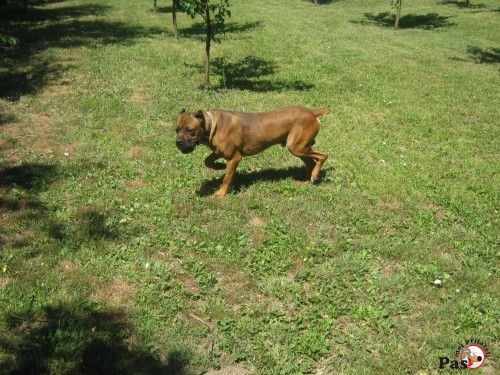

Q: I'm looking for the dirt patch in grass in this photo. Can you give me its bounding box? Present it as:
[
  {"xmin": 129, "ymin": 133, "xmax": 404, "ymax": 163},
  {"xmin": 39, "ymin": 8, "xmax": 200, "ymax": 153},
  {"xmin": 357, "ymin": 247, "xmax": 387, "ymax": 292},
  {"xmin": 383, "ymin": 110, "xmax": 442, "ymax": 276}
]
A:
[
  {"xmin": 123, "ymin": 177, "xmax": 147, "ymax": 190},
  {"xmin": 247, "ymin": 213, "xmax": 266, "ymax": 228},
  {"xmin": 248, "ymin": 228, "xmax": 266, "ymax": 248},
  {"xmin": 216, "ymin": 270, "xmax": 253, "ymax": 309},
  {"xmin": 378, "ymin": 196, "xmax": 405, "ymax": 212},
  {"xmin": 126, "ymin": 146, "xmax": 149, "ymax": 160},
  {"xmin": 1, "ymin": 0, "xmax": 498, "ymax": 372},
  {"xmin": 177, "ymin": 272, "xmax": 200, "ymax": 296},
  {"xmin": 0, "ymin": 102, "xmax": 28, "ymax": 161},
  {"xmin": 215, "ymin": 266, "xmax": 289, "ymax": 314},
  {"xmin": 93, "ymin": 277, "xmax": 137, "ymax": 309},
  {"xmin": 60, "ymin": 261, "xmax": 79, "ymax": 274},
  {"xmin": 27, "ymin": 113, "xmax": 56, "ymax": 152},
  {"xmin": 425, "ymin": 203, "xmax": 447, "ymax": 221},
  {"xmin": 0, "ymin": 276, "xmax": 9, "ymax": 290},
  {"xmin": 131, "ymin": 88, "xmax": 151, "ymax": 104},
  {"xmin": 206, "ymin": 365, "xmax": 248, "ymax": 375},
  {"xmin": 0, "ymin": 82, "xmax": 79, "ymax": 161},
  {"xmin": 52, "ymin": 142, "xmax": 84, "ymax": 159}
]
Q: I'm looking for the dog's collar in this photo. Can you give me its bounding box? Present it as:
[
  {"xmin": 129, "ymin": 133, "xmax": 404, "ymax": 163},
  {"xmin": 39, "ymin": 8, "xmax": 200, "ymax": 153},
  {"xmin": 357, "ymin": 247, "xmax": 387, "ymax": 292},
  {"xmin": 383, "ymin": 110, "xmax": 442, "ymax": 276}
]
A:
[{"xmin": 205, "ymin": 111, "xmax": 217, "ymax": 144}]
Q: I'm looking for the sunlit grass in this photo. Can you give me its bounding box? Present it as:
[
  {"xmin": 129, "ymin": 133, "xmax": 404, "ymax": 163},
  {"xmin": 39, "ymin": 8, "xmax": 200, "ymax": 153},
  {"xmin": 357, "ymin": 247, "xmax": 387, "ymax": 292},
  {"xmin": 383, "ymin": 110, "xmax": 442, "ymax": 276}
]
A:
[{"xmin": 0, "ymin": 0, "xmax": 498, "ymax": 373}]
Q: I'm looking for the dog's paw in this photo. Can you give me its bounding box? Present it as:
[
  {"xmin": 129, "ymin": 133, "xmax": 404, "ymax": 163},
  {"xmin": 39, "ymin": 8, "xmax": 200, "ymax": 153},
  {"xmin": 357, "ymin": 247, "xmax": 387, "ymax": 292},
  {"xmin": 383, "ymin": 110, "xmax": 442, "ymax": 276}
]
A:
[
  {"xmin": 310, "ymin": 178, "xmax": 322, "ymax": 185},
  {"xmin": 211, "ymin": 190, "xmax": 226, "ymax": 198}
]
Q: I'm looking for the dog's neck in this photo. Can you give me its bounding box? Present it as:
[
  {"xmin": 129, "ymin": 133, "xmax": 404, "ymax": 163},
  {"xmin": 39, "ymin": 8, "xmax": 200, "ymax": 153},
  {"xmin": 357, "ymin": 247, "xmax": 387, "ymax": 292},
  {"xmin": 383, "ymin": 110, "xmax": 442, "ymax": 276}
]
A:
[{"xmin": 205, "ymin": 111, "xmax": 217, "ymax": 144}]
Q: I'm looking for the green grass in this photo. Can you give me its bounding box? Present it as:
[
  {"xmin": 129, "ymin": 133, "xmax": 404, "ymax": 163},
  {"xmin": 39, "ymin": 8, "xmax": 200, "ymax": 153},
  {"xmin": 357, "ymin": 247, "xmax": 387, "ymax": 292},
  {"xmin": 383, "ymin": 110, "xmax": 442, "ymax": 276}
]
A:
[{"xmin": 1, "ymin": 0, "xmax": 499, "ymax": 373}]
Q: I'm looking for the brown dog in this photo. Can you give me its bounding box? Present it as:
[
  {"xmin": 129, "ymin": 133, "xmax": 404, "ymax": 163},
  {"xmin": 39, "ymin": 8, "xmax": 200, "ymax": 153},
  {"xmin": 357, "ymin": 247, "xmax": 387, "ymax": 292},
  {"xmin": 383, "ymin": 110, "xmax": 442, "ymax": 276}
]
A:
[{"xmin": 175, "ymin": 106, "xmax": 329, "ymax": 197}]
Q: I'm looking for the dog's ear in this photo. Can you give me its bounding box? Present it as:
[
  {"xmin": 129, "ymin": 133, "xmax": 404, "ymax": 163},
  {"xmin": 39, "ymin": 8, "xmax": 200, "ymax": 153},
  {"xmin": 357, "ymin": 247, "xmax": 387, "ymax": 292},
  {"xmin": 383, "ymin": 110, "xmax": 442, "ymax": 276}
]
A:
[
  {"xmin": 180, "ymin": 108, "xmax": 186, "ymax": 114},
  {"xmin": 194, "ymin": 110, "xmax": 205, "ymax": 122}
]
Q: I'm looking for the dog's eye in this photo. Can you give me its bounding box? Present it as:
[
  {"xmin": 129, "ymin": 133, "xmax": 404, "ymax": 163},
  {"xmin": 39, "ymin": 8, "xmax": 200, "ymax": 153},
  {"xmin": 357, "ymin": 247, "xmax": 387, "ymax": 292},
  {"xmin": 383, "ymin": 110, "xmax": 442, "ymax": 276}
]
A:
[
  {"xmin": 175, "ymin": 127, "xmax": 180, "ymax": 133},
  {"xmin": 187, "ymin": 128, "xmax": 195, "ymax": 134}
]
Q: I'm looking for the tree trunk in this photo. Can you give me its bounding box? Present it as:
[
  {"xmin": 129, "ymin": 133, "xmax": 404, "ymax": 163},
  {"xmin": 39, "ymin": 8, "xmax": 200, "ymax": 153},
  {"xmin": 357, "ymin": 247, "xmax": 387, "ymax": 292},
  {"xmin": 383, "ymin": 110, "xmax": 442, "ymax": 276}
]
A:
[
  {"xmin": 395, "ymin": 0, "xmax": 402, "ymax": 30},
  {"xmin": 204, "ymin": 3, "xmax": 211, "ymax": 86},
  {"xmin": 154, "ymin": 0, "xmax": 157, "ymax": 11},
  {"xmin": 465, "ymin": 0, "xmax": 470, "ymax": 7},
  {"xmin": 172, "ymin": 0, "xmax": 178, "ymax": 39}
]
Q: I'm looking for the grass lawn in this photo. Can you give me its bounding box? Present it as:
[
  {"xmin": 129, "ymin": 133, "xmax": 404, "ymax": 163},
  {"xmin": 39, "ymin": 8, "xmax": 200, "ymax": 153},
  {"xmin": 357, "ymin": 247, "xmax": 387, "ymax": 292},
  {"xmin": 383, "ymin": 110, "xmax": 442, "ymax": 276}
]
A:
[{"xmin": 0, "ymin": 0, "xmax": 498, "ymax": 373}]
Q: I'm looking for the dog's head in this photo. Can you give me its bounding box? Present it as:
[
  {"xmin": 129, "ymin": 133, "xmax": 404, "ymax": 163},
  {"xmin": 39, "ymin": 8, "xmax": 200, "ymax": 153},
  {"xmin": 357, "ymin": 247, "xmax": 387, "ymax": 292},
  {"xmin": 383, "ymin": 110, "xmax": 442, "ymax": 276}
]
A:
[{"xmin": 175, "ymin": 109, "xmax": 207, "ymax": 154}]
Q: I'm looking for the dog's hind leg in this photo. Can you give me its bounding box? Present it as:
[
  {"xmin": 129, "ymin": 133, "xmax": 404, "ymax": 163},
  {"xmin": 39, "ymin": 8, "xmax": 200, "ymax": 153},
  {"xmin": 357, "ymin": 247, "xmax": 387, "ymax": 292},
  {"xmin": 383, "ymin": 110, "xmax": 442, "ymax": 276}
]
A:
[
  {"xmin": 300, "ymin": 157, "xmax": 317, "ymax": 180},
  {"xmin": 308, "ymin": 149, "xmax": 328, "ymax": 183},
  {"xmin": 290, "ymin": 147, "xmax": 327, "ymax": 183},
  {"xmin": 287, "ymin": 132, "xmax": 327, "ymax": 182},
  {"xmin": 286, "ymin": 121, "xmax": 327, "ymax": 182}
]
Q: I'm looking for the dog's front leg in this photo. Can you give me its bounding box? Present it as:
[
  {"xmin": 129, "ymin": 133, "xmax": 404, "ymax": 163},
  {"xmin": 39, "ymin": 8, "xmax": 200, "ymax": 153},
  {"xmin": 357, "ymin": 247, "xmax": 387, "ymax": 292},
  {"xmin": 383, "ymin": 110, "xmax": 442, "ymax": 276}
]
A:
[
  {"xmin": 212, "ymin": 153, "xmax": 242, "ymax": 198},
  {"xmin": 204, "ymin": 152, "xmax": 226, "ymax": 170}
]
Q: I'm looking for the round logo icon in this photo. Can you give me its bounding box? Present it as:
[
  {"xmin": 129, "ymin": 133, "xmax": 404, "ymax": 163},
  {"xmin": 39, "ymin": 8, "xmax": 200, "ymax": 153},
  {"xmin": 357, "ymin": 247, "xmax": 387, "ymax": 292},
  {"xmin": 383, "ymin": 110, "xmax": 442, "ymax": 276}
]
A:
[{"xmin": 460, "ymin": 344, "xmax": 486, "ymax": 369}]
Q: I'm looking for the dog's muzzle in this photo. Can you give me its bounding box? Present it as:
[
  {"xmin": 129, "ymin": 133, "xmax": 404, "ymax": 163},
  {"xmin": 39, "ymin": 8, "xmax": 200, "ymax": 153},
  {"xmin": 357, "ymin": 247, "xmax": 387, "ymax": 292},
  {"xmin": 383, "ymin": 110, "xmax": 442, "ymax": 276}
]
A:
[{"xmin": 176, "ymin": 137, "xmax": 198, "ymax": 154}]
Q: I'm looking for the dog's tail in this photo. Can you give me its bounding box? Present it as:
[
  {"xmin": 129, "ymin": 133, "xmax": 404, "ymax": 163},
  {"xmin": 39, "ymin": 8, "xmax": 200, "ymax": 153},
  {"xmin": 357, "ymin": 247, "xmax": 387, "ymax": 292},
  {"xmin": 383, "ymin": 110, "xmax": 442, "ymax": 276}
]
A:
[{"xmin": 312, "ymin": 107, "xmax": 330, "ymax": 117}]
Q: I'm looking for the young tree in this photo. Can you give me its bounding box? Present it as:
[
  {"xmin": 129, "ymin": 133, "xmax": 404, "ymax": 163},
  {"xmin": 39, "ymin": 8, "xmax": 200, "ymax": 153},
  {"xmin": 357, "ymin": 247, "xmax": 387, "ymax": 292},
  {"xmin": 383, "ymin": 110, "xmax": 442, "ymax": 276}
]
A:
[
  {"xmin": 393, "ymin": 0, "xmax": 402, "ymax": 30},
  {"xmin": 180, "ymin": 0, "xmax": 231, "ymax": 85},
  {"xmin": 172, "ymin": 0, "xmax": 179, "ymax": 39},
  {"xmin": 153, "ymin": 0, "xmax": 179, "ymax": 39}
]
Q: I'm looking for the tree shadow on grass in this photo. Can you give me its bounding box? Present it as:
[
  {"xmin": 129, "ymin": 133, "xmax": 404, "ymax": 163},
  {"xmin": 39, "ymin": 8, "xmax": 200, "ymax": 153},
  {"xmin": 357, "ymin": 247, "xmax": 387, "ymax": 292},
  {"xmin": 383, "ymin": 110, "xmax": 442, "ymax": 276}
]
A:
[
  {"xmin": 35, "ymin": 20, "xmax": 161, "ymax": 49},
  {"xmin": 153, "ymin": 5, "xmax": 174, "ymax": 14},
  {"xmin": 467, "ymin": 46, "xmax": 500, "ymax": 64},
  {"xmin": 0, "ymin": 170, "xmax": 187, "ymax": 374},
  {"xmin": 0, "ymin": 162, "xmax": 129, "ymax": 248},
  {"xmin": 0, "ymin": 3, "xmax": 162, "ymax": 101},
  {"xmin": 0, "ymin": 107, "xmax": 17, "ymax": 126},
  {"xmin": 356, "ymin": 12, "xmax": 455, "ymax": 29},
  {"xmin": 1, "ymin": 3, "xmax": 112, "ymax": 21},
  {"xmin": 210, "ymin": 56, "xmax": 314, "ymax": 92},
  {"xmin": 0, "ymin": 163, "xmax": 66, "ymax": 251},
  {"xmin": 439, "ymin": 1, "xmax": 487, "ymax": 9},
  {"xmin": 0, "ymin": 164, "xmax": 56, "ymax": 247},
  {"xmin": 180, "ymin": 20, "xmax": 263, "ymax": 40},
  {"xmin": 0, "ymin": 60, "xmax": 67, "ymax": 101},
  {"xmin": 77, "ymin": 208, "xmax": 120, "ymax": 240},
  {"xmin": 197, "ymin": 165, "xmax": 331, "ymax": 197},
  {"xmin": 0, "ymin": 163, "xmax": 58, "ymax": 190},
  {"xmin": 0, "ymin": 302, "xmax": 189, "ymax": 374}
]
